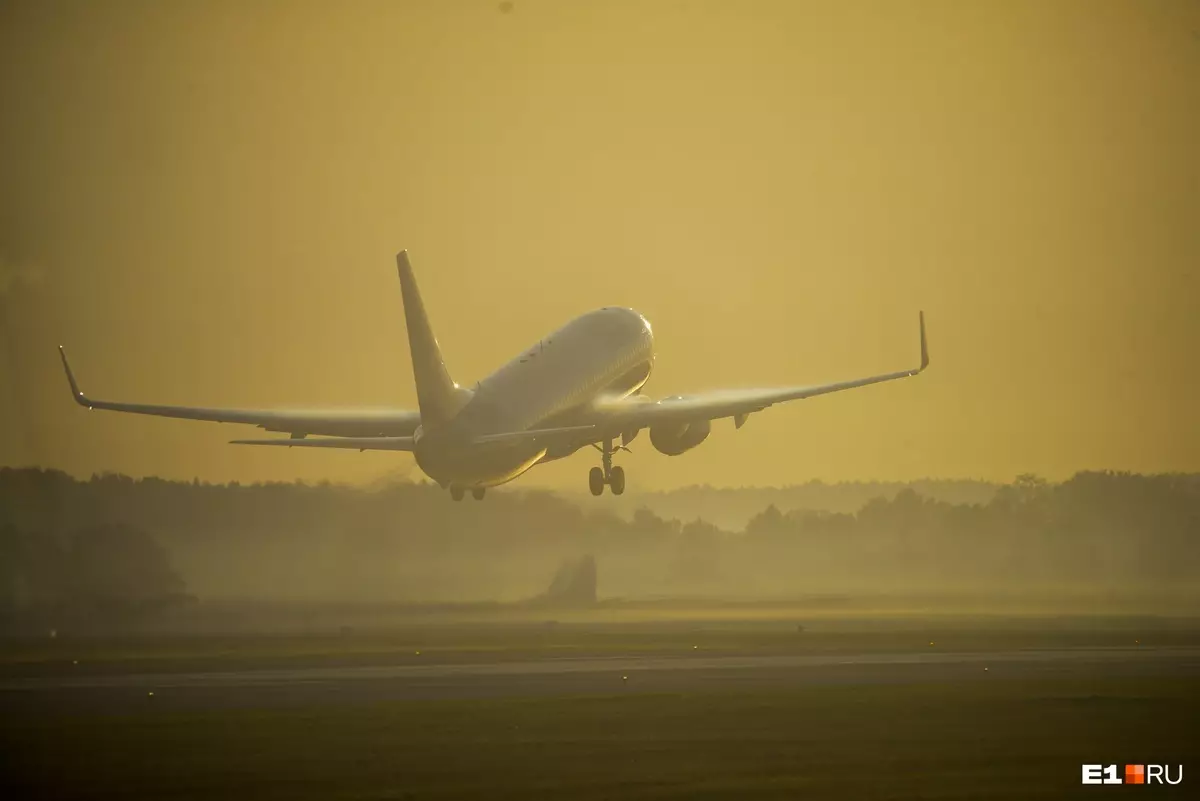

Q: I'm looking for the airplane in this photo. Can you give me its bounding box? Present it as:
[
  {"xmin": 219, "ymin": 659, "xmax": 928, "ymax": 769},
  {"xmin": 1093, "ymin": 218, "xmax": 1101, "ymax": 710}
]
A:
[{"xmin": 58, "ymin": 251, "xmax": 929, "ymax": 501}]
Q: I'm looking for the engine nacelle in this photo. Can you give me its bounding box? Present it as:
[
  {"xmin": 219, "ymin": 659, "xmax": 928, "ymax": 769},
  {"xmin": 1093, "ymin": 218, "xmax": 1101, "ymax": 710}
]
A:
[{"xmin": 649, "ymin": 419, "xmax": 712, "ymax": 455}]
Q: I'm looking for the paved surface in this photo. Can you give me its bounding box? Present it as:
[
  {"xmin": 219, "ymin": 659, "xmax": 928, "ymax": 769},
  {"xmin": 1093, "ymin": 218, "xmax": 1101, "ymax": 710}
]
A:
[{"xmin": 4, "ymin": 646, "xmax": 1198, "ymax": 712}]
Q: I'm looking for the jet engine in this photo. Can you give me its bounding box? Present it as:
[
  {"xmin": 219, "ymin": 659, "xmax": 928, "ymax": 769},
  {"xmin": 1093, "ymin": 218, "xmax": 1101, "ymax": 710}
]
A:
[{"xmin": 649, "ymin": 419, "xmax": 712, "ymax": 455}]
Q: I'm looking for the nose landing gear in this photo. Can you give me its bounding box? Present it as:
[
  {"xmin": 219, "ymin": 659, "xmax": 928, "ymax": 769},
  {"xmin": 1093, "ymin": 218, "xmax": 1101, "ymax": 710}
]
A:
[{"xmin": 588, "ymin": 438, "xmax": 628, "ymax": 496}]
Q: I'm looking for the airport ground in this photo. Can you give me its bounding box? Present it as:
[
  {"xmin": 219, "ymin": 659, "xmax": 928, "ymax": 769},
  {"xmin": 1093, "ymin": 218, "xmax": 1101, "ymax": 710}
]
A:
[{"xmin": 2, "ymin": 612, "xmax": 1197, "ymax": 800}]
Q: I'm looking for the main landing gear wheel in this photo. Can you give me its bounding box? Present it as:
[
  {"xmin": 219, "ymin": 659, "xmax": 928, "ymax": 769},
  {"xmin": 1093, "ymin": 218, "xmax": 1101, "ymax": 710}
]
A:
[
  {"xmin": 449, "ymin": 486, "xmax": 465, "ymax": 501},
  {"xmin": 588, "ymin": 438, "xmax": 630, "ymax": 496},
  {"xmin": 609, "ymin": 465, "xmax": 626, "ymax": 496},
  {"xmin": 471, "ymin": 487, "xmax": 486, "ymax": 500}
]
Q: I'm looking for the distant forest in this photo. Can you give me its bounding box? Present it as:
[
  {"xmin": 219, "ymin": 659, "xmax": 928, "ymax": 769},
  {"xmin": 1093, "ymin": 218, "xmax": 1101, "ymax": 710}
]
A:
[
  {"xmin": 601, "ymin": 479, "xmax": 1002, "ymax": 530},
  {"xmin": 1, "ymin": 468, "xmax": 1198, "ymax": 631}
]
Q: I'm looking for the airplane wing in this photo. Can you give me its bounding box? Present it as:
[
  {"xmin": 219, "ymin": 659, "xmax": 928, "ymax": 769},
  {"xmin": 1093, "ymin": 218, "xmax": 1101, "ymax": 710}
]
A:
[
  {"xmin": 57, "ymin": 347, "xmax": 421, "ymax": 437},
  {"xmin": 472, "ymin": 425, "xmax": 599, "ymax": 446},
  {"xmin": 587, "ymin": 312, "xmax": 929, "ymax": 432},
  {"xmin": 227, "ymin": 425, "xmax": 597, "ymax": 453},
  {"xmin": 230, "ymin": 436, "xmax": 416, "ymax": 451}
]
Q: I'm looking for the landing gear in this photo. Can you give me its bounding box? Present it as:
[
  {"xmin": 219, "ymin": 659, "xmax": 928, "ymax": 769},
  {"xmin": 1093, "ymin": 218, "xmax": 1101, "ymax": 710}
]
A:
[
  {"xmin": 588, "ymin": 438, "xmax": 629, "ymax": 496},
  {"xmin": 449, "ymin": 486, "xmax": 465, "ymax": 501},
  {"xmin": 471, "ymin": 487, "xmax": 486, "ymax": 500},
  {"xmin": 609, "ymin": 465, "xmax": 625, "ymax": 496}
]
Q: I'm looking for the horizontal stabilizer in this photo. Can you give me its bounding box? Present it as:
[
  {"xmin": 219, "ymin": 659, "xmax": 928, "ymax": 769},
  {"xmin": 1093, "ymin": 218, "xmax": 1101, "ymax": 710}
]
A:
[{"xmin": 230, "ymin": 436, "xmax": 416, "ymax": 452}]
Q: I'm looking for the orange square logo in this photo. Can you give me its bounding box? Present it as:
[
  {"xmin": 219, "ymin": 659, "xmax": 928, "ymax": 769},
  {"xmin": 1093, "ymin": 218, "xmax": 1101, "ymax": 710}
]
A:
[{"xmin": 1125, "ymin": 765, "xmax": 1145, "ymax": 785}]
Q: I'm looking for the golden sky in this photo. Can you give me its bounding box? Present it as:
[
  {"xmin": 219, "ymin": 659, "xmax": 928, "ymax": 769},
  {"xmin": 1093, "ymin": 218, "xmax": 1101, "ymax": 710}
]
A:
[{"xmin": 1, "ymin": 0, "xmax": 1197, "ymax": 490}]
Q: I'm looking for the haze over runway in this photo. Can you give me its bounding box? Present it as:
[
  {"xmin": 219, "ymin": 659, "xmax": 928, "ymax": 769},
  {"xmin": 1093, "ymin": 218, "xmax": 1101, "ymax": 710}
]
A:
[{"xmin": 1, "ymin": 0, "xmax": 1197, "ymax": 489}]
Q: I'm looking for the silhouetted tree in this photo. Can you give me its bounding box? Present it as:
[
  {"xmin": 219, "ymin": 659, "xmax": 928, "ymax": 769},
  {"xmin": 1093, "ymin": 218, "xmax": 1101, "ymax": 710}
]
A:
[
  {"xmin": 1, "ymin": 467, "xmax": 1196, "ymax": 608},
  {"xmin": 0, "ymin": 514, "xmax": 190, "ymax": 632}
]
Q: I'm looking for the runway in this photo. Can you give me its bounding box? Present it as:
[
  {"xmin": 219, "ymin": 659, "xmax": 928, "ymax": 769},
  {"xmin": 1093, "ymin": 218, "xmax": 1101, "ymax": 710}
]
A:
[{"xmin": 4, "ymin": 646, "xmax": 1198, "ymax": 712}]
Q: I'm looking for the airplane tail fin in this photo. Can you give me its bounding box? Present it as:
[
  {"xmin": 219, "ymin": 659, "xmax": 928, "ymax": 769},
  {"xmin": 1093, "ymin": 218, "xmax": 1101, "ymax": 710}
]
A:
[{"xmin": 396, "ymin": 251, "xmax": 466, "ymax": 427}]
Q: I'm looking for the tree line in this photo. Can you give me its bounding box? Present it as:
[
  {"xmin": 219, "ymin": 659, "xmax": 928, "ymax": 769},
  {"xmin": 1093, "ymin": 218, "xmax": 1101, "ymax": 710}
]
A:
[{"xmin": 0, "ymin": 468, "xmax": 1196, "ymax": 630}]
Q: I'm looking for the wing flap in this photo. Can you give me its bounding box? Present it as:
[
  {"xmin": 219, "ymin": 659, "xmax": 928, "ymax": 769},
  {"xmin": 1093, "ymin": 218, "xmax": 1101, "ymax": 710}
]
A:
[
  {"xmin": 472, "ymin": 424, "xmax": 599, "ymax": 446},
  {"xmin": 230, "ymin": 436, "xmax": 416, "ymax": 451}
]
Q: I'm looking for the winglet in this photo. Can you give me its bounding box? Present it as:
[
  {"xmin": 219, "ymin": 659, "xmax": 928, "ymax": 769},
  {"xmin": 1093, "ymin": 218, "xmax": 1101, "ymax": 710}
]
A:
[
  {"xmin": 58, "ymin": 346, "xmax": 91, "ymax": 407},
  {"xmin": 918, "ymin": 311, "xmax": 929, "ymax": 372}
]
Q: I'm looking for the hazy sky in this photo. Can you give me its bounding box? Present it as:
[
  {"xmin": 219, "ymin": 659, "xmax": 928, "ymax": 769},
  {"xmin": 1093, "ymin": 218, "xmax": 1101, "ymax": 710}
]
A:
[{"xmin": 1, "ymin": 0, "xmax": 1197, "ymax": 490}]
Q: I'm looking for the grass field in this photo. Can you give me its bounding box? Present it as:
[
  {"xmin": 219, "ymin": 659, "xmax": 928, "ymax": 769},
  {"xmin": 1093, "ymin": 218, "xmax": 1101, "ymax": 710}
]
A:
[
  {"xmin": 3, "ymin": 677, "xmax": 1196, "ymax": 800},
  {"xmin": 3, "ymin": 617, "xmax": 1197, "ymax": 799}
]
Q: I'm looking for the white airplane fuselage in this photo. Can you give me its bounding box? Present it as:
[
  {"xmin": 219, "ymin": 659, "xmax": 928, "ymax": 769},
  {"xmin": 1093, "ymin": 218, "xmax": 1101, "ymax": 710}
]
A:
[{"xmin": 413, "ymin": 307, "xmax": 655, "ymax": 487}]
